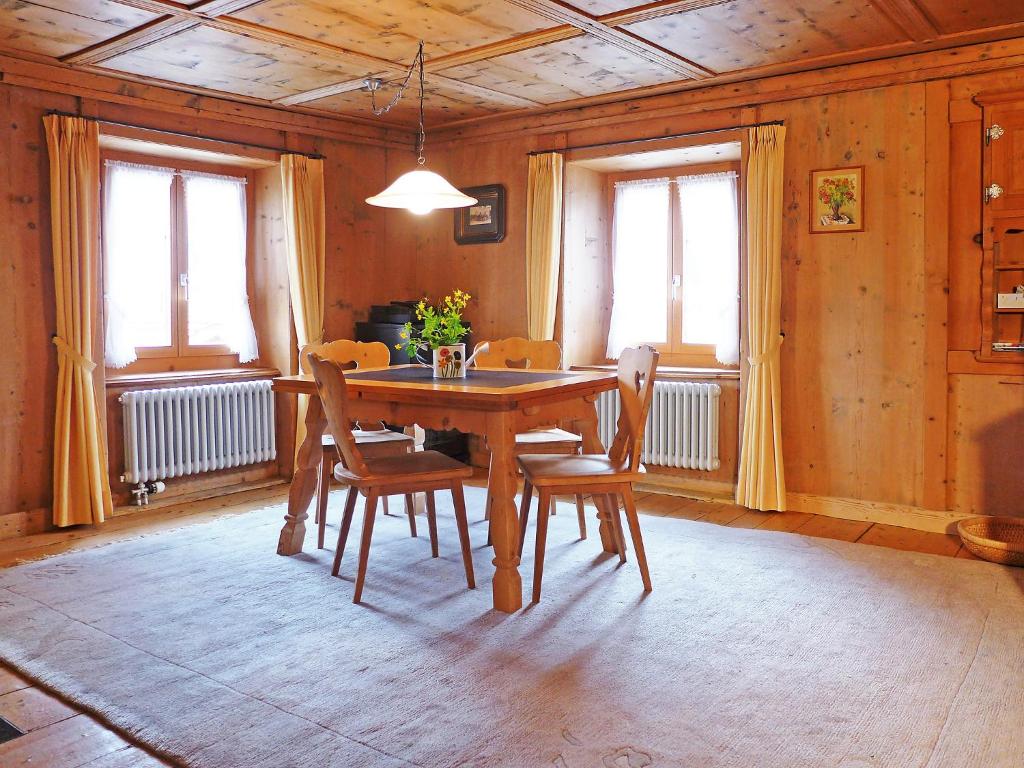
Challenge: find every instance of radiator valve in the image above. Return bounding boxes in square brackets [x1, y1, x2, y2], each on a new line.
[129, 480, 166, 506]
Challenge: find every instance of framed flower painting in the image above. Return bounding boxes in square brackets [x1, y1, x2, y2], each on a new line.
[809, 166, 864, 234]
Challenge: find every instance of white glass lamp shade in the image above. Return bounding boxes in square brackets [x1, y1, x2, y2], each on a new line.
[366, 169, 477, 215]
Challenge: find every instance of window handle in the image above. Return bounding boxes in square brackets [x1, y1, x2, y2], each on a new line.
[179, 273, 188, 300]
[671, 274, 681, 296]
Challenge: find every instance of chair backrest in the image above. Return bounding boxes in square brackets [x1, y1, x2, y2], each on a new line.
[306, 353, 370, 477]
[299, 339, 390, 373]
[608, 345, 659, 471]
[473, 337, 562, 370]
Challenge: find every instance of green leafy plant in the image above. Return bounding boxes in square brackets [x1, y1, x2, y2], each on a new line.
[398, 289, 471, 359]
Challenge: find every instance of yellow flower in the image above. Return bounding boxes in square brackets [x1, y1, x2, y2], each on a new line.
[394, 344, 401, 350]
[399, 331, 407, 339]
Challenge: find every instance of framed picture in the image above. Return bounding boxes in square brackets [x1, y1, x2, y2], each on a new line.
[454, 185, 506, 244]
[809, 166, 864, 234]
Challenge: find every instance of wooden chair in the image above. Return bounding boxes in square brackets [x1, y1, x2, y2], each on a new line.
[516, 345, 659, 603]
[301, 340, 416, 549]
[473, 338, 588, 540]
[307, 353, 475, 603]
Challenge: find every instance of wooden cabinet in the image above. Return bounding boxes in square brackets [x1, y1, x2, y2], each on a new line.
[978, 92, 1024, 361]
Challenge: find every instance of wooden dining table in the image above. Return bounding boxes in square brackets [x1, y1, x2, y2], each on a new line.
[272, 365, 619, 612]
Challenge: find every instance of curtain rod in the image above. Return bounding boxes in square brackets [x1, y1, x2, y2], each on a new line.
[46, 110, 325, 160]
[527, 120, 785, 156]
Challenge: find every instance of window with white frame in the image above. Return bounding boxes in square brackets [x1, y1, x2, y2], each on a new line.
[102, 158, 258, 369]
[606, 169, 739, 366]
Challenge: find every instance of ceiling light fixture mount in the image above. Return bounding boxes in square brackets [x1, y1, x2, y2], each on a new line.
[365, 41, 477, 216]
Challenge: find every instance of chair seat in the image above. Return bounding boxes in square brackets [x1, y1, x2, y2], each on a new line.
[517, 453, 646, 487]
[514, 427, 582, 446]
[334, 449, 473, 486]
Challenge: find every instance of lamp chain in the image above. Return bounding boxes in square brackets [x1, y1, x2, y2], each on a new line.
[368, 41, 427, 165]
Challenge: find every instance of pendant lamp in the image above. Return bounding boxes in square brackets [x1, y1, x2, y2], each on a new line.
[365, 42, 477, 215]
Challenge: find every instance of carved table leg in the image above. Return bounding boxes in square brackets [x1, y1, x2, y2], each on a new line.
[575, 409, 620, 555]
[277, 394, 327, 556]
[484, 411, 523, 613]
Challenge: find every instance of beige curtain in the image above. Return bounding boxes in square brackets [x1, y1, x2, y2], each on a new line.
[280, 154, 327, 461]
[525, 152, 564, 341]
[45, 115, 113, 527]
[736, 125, 787, 512]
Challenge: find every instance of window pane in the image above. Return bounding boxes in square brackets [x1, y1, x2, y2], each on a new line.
[606, 179, 671, 358]
[103, 162, 175, 367]
[677, 173, 739, 364]
[183, 173, 258, 361]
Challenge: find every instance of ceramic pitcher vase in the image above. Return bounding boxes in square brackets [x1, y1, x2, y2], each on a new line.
[431, 344, 466, 378]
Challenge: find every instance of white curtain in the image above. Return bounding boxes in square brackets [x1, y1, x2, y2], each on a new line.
[183, 171, 258, 362]
[606, 178, 671, 358]
[677, 172, 740, 365]
[103, 161, 174, 368]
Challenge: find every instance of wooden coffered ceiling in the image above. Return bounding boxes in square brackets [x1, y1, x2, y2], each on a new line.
[2, 0, 1024, 128]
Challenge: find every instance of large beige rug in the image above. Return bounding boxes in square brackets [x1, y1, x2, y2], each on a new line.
[1, 488, 1023, 767]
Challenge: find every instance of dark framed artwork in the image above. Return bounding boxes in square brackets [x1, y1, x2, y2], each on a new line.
[454, 184, 506, 244]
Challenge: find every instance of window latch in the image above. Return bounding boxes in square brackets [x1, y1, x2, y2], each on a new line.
[179, 272, 189, 299]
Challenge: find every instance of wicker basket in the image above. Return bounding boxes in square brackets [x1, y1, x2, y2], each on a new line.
[957, 516, 1024, 566]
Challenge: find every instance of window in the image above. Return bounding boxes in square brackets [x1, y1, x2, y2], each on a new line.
[102, 157, 258, 369]
[605, 168, 739, 366]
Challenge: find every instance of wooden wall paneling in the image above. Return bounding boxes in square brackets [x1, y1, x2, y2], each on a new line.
[947, 373, 1024, 516]
[303, 86, 502, 127]
[947, 117, 985, 352]
[561, 163, 611, 367]
[921, 79, 951, 510]
[766, 84, 930, 509]
[0, 85, 70, 520]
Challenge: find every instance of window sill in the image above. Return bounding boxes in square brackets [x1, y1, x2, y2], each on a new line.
[106, 367, 280, 390]
[571, 364, 739, 381]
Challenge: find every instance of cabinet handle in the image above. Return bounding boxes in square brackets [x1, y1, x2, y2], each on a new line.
[984, 183, 1004, 204]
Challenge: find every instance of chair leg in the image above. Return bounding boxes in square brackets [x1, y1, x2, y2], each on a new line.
[450, 482, 476, 589]
[607, 493, 627, 564]
[517, 480, 533, 558]
[317, 456, 332, 549]
[425, 491, 439, 558]
[532, 490, 552, 603]
[382, 495, 391, 516]
[332, 486, 358, 577]
[353, 491, 379, 603]
[621, 486, 651, 591]
[404, 494, 416, 538]
[575, 494, 587, 540]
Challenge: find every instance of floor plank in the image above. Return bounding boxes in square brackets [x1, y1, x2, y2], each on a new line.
[0, 714, 130, 767]
[0, 667, 30, 697]
[725, 510, 777, 529]
[82, 745, 173, 767]
[793, 516, 874, 543]
[697, 505, 750, 526]
[857, 523, 962, 557]
[756, 511, 816, 533]
[0, 687, 77, 733]
[633, 493, 695, 517]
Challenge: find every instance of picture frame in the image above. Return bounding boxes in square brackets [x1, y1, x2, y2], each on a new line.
[454, 184, 506, 244]
[809, 166, 864, 234]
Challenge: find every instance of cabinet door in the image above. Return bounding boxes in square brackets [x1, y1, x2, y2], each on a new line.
[984, 103, 1024, 214]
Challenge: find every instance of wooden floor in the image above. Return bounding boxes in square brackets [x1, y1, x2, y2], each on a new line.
[0, 483, 980, 766]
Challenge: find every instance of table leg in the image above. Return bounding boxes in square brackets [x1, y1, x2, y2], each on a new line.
[277, 394, 327, 556]
[485, 411, 523, 613]
[575, 412, 620, 555]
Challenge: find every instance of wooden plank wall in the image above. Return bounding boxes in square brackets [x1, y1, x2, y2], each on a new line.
[0, 77, 409, 527]
[404, 63, 1024, 521]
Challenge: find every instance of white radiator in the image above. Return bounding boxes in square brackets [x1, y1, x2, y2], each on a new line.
[120, 380, 276, 484]
[597, 381, 721, 470]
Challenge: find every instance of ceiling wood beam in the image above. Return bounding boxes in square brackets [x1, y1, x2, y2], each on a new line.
[63, 0, 266, 65]
[866, 0, 941, 42]
[600, 0, 739, 26]
[502, 0, 713, 79]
